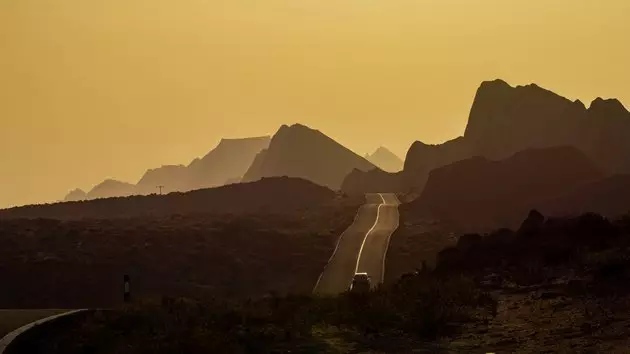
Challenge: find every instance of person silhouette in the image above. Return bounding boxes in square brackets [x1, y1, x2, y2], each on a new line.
[124, 274, 131, 303]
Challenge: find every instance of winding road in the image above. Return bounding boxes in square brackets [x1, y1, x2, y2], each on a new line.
[313, 193, 400, 295]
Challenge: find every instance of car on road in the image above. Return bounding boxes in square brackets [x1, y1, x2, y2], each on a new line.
[349, 272, 371, 293]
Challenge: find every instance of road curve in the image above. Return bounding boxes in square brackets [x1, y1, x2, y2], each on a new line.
[0, 309, 88, 353]
[313, 193, 400, 295]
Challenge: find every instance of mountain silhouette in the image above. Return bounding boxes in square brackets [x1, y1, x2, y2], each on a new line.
[405, 146, 605, 231]
[86, 179, 136, 200]
[4, 177, 336, 220]
[342, 79, 630, 195]
[402, 137, 471, 194]
[64, 136, 270, 201]
[186, 136, 271, 189]
[63, 188, 87, 202]
[135, 164, 189, 195]
[586, 98, 630, 174]
[365, 147, 403, 172]
[241, 124, 375, 190]
[341, 168, 404, 195]
[464, 79, 590, 160]
[134, 136, 271, 195]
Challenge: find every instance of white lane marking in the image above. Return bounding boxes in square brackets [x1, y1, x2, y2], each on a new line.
[380, 194, 400, 284]
[354, 193, 387, 274]
[313, 199, 364, 293]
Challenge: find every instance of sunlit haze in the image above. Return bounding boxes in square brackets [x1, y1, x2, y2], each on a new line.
[1, 0, 629, 208]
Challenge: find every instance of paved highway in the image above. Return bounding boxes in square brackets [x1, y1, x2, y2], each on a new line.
[0, 309, 87, 353]
[313, 193, 400, 295]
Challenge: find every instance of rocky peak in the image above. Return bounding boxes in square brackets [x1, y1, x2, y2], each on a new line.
[464, 79, 589, 159]
[242, 123, 375, 189]
[64, 188, 87, 202]
[589, 97, 629, 117]
[366, 146, 403, 172]
[272, 123, 314, 140]
[214, 136, 271, 151]
[86, 179, 135, 200]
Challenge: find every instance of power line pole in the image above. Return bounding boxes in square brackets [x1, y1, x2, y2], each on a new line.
[157, 185, 164, 195]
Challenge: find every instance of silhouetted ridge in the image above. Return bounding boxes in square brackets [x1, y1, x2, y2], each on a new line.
[186, 136, 271, 189]
[541, 174, 630, 218]
[2, 177, 335, 220]
[403, 137, 471, 192]
[136, 165, 188, 195]
[341, 168, 405, 194]
[366, 146, 403, 172]
[242, 124, 375, 189]
[405, 146, 605, 232]
[589, 97, 628, 115]
[63, 188, 87, 202]
[464, 79, 590, 160]
[63, 136, 270, 201]
[86, 179, 135, 200]
[342, 79, 630, 195]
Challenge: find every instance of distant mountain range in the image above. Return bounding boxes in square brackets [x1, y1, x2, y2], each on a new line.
[343, 79, 630, 195]
[64, 136, 270, 201]
[61, 123, 378, 203]
[365, 147, 403, 173]
[48, 78, 630, 223]
[242, 124, 376, 190]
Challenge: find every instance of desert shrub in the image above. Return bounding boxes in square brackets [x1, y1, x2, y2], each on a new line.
[457, 233, 482, 250]
[7, 271, 497, 354]
[0, 207, 358, 308]
[431, 213, 630, 285]
[318, 274, 495, 340]
[542, 245, 575, 266]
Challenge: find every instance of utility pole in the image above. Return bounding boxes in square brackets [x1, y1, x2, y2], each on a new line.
[157, 185, 164, 195]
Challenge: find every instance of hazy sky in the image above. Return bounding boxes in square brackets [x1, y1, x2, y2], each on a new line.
[1, 1, 629, 208]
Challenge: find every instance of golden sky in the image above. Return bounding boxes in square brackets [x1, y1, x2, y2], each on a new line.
[1, 0, 629, 207]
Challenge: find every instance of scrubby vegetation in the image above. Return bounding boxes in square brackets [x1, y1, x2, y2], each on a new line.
[434, 211, 630, 290]
[0, 204, 358, 308]
[7, 211, 630, 352]
[6, 274, 495, 354]
[384, 211, 630, 351]
[413, 211, 630, 351]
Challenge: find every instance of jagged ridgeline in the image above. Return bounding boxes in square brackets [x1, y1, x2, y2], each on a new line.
[64, 136, 271, 201]
[242, 124, 375, 190]
[343, 79, 630, 195]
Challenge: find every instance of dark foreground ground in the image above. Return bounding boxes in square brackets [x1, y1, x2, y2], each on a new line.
[7, 211, 630, 353]
[0, 201, 359, 308]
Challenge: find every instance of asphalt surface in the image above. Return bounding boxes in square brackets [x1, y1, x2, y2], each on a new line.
[0, 309, 68, 338]
[0, 309, 87, 353]
[313, 193, 400, 295]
